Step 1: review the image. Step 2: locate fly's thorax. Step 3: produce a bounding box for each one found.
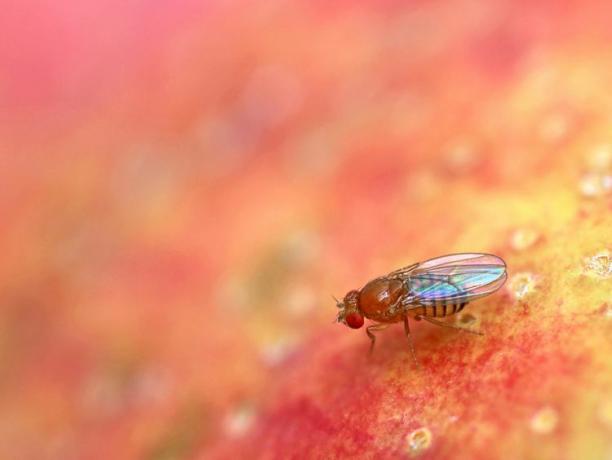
[343,290,360,310]
[359,278,406,320]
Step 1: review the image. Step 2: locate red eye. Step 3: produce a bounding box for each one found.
[345,312,364,329]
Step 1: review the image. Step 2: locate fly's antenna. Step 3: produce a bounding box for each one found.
[332,295,345,323]
[332,295,343,308]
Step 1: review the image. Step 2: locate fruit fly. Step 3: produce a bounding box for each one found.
[334,253,507,363]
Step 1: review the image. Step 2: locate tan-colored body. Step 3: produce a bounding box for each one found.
[358,277,469,323]
[358,278,406,322]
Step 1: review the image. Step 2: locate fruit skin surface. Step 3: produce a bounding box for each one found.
[2,1,612,459]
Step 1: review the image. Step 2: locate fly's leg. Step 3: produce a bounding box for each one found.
[403,315,419,368]
[366,323,389,354]
[416,315,484,335]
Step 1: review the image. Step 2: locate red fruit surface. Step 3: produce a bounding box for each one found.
[1,1,612,460]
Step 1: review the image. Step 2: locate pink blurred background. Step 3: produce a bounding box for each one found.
[3,1,612,459]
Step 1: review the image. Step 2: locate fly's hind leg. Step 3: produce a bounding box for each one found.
[417,315,484,335]
[366,323,389,354]
[403,315,419,368]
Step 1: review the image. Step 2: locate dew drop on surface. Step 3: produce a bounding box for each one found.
[456,312,480,331]
[510,228,540,251]
[508,272,537,299]
[598,399,612,430]
[586,144,612,171]
[284,285,316,316]
[129,368,171,406]
[583,250,612,278]
[260,336,297,367]
[529,406,558,434]
[405,427,432,456]
[602,304,612,319]
[458,313,477,325]
[539,113,569,142]
[579,172,612,197]
[443,141,479,175]
[224,405,256,437]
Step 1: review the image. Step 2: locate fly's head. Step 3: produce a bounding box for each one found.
[334,290,364,329]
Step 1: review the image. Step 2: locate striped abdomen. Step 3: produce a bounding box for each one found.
[410,300,468,318]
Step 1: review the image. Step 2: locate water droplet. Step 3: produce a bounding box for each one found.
[284,285,316,316]
[508,272,537,299]
[458,313,477,325]
[510,228,540,251]
[260,336,297,367]
[529,406,558,434]
[579,172,612,197]
[128,368,172,406]
[442,141,479,175]
[586,144,612,171]
[405,427,432,456]
[598,399,612,430]
[224,405,256,437]
[455,312,480,332]
[583,250,612,278]
[540,113,569,142]
[602,304,612,318]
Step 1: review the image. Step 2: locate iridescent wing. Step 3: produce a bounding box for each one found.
[387,262,419,279]
[402,253,507,306]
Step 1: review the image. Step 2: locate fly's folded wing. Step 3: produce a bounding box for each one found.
[406,253,507,306]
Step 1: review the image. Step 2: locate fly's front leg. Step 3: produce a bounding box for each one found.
[366,323,389,354]
[403,315,419,368]
[417,315,484,335]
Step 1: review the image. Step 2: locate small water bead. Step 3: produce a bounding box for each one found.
[579,172,612,197]
[456,312,480,331]
[510,228,540,251]
[508,272,537,299]
[284,285,316,316]
[129,368,172,406]
[529,406,559,434]
[224,405,256,437]
[539,113,569,143]
[586,144,612,171]
[405,427,432,456]
[598,399,612,430]
[458,312,477,325]
[260,335,297,367]
[443,141,479,175]
[583,250,612,278]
